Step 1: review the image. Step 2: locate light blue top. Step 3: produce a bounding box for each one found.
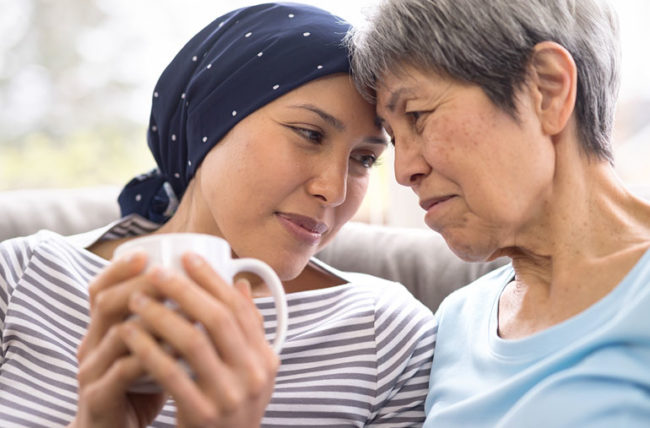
[424,249,650,427]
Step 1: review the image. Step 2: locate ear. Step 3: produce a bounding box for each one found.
[527,41,577,136]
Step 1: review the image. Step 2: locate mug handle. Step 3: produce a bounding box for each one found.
[230,258,288,353]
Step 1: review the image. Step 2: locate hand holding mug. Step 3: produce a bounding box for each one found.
[112,233,288,393]
[119,247,281,427]
[73,233,286,428]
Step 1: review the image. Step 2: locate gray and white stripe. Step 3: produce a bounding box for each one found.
[0,217,435,427]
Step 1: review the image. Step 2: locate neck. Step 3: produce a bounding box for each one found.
[500,138,650,291]
[496,136,650,338]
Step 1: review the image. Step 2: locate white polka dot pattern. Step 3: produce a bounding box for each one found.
[129,3,353,223]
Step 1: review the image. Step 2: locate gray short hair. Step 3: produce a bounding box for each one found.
[347,0,621,162]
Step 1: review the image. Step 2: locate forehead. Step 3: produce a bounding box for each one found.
[261,74,385,138]
[280,73,361,99]
[376,66,458,115]
[377,67,432,103]
[270,74,370,112]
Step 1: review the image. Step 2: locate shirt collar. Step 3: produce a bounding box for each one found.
[65,214,160,249]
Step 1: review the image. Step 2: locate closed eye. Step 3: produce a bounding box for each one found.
[406,110,432,133]
[406,110,428,127]
[406,111,422,122]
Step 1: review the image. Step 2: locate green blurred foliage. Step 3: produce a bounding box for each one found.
[0,0,158,190]
[0,128,154,190]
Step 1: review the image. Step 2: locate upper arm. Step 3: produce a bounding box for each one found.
[0,237,33,342]
[367,284,437,426]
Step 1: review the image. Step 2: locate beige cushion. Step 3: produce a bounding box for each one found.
[0,187,121,242]
[3,185,647,310]
[316,222,506,310]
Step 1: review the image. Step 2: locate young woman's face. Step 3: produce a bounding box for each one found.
[192,74,386,280]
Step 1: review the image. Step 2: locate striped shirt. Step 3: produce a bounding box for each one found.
[0,216,436,427]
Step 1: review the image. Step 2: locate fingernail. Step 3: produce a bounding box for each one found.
[131,292,148,309]
[235,278,252,296]
[151,266,170,282]
[236,278,251,289]
[185,251,203,267]
[122,323,136,338]
[122,250,144,264]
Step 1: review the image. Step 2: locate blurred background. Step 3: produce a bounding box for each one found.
[1,0,649,227]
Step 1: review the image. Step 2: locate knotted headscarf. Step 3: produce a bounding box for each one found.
[118,2,352,223]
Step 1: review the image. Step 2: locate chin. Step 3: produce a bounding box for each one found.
[442,231,497,263]
[268,254,312,281]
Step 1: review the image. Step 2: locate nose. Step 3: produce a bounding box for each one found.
[308,157,348,207]
[394,134,431,188]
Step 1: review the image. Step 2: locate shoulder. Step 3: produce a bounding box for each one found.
[0,231,93,321]
[344,271,437,343]
[0,229,106,292]
[337,267,434,316]
[436,263,513,322]
[308,257,436,331]
[0,230,61,276]
[1,228,98,261]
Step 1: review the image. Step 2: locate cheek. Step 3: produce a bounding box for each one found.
[345,175,369,216]
[321,175,368,248]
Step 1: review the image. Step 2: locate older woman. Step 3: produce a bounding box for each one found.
[348,0,650,426]
[0,3,435,428]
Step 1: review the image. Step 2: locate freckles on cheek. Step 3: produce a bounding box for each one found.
[458,120,484,148]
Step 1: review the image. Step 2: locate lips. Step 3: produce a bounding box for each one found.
[276,213,329,235]
[419,195,456,211]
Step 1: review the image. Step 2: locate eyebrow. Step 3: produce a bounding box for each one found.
[290,104,346,131]
[376,87,415,129]
[290,103,387,145]
[365,136,389,146]
[386,87,414,112]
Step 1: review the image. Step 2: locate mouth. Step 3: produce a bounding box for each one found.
[419,195,456,211]
[276,212,329,245]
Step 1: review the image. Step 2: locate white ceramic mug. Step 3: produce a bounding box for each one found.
[113,233,288,393]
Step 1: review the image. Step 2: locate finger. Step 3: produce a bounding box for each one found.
[181,254,269,348]
[139,271,279,403]
[78,353,153,421]
[80,256,170,363]
[128,288,234,378]
[122,304,254,424]
[88,250,148,306]
[128,284,268,404]
[181,252,238,306]
[143,265,261,366]
[119,318,217,415]
[78,273,158,362]
[233,278,266,338]
[89,354,145,399]
[78,323,131,386]
[234,277,252,299]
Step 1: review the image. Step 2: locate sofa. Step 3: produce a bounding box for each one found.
[0,186,514,310]
[13,186,650,311]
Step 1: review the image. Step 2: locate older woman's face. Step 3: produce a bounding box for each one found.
[193,74,386,280]
[376,66,555,261]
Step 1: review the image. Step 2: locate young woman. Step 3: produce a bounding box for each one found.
[0,3,435,427]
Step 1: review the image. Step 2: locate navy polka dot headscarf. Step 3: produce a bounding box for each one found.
[118,2,352,223]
